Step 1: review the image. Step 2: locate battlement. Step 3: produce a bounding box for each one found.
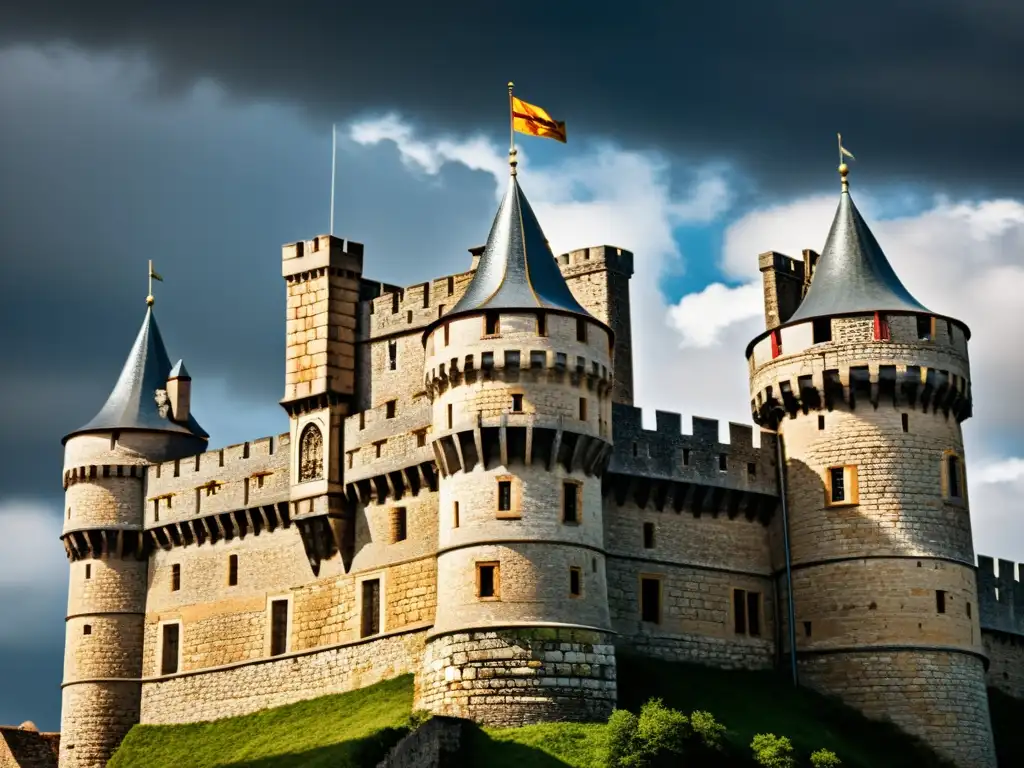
[556,245,634,276]
[281,235,364,279]
[978,555,1024,636]
[609,403,778,497]
[363,270,475,339]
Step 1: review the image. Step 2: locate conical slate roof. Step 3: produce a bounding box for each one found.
[448,171,596,319]
[63,306,209,443]
[786,186,930,324]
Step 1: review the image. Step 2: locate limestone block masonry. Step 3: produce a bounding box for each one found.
[50,209,1021,768]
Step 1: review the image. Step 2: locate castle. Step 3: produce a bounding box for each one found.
[54,152,1024,768]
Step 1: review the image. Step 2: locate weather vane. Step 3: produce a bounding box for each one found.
[837,133,855,191]
[147,260,163,306]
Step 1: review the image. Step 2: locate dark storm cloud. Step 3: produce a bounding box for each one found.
[2,1,1023,193]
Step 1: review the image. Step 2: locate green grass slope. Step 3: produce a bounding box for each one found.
[463,654,953,767]
[108,675,415,768]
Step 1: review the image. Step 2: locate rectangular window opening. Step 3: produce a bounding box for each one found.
[718,454,728,472]
[484,311,500,336]
[936,589,947,614]
[270,599,289,656]
[643,522,655,549]
[576,318,588,342]
[873,312,891,341]
[392,507,408,543]
[569,567,582,597]
[536,312,547,336]
[947,454,962,499]
[228,555,238,587]
[917,314,934,341]
[361,580,381,637]
[161,623,180,675]
[967,601,972,618]
[640,577,661,623]
[563,482,579,524]
[812,317,832,344]
[803,621,812,637]
[386,400,397,419]
[770,330,782,358]
[829,466,846,503]
[818,414,826,430]
[497,480,512,513]
[416,430,427,448]
[902,413,909,432]
[747,591,762,637]
[682,448,691,466]
[747,462,757,479]
[530,350,546,369]
[511,393,524,413]
[504,350,520,369]
[477,563,498,599]
[443,323,450,346]
[83,624,92,635]
[447,404,453,429]
[733,589,747,634]
[481,351,494,369]
[85,564,92,580]
[453,501,460,529]
[171,564,181,592]
[579,397,588,421]
[388,340,397,370]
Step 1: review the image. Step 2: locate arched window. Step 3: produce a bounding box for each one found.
[298,423,324,482]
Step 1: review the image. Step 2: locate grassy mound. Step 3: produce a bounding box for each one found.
[462,654,951,767]
[108,675,415,768]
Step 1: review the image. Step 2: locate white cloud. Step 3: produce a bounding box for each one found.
[668,282,763,348]
[0,501,67,645]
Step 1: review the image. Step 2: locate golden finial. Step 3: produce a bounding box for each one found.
[147,259,163,306]
[837,133,854,192]
[508,81,517,175]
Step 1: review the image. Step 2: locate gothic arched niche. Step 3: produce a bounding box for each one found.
[298,423,324,482]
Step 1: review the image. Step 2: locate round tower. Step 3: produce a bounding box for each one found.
[747,164,994,767]
[416,152,617,725]
[59,297,207,768]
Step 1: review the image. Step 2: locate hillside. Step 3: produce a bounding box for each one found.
[109,657,1018,767]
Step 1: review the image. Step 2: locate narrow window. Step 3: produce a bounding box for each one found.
[917,315,934,341]
[902,413,909,432]
[967,602,972,619]
[85,564,92,580]
[829,467,846,503]
[569,567,582,597]
[936,590,947,614]
[388,340,397,370]
[536,312,547,336]
[563,482,579,524]
[873,312,891,341]
[947,454,962,499]
[447,276,454,295]
[361,580,381,637]
[803,621,812,637]
[443,322,450,346]
[477,563,499,599]
[374,440,384,459]
[579,397,588,421]
[391,292,400,313]
[511,394,524,413]
[347,451,355,469]
[640,577,661,623]
[818,415,826,430]
[812,317,832,344]
[592,557,597,573]
[747,591,762,637]
[733,589,747,634]
[576,318,588,342]
[643,522,655,549]
[67,506,71,520]
[386,400,396,419]
[171,564,181,592]
[110,431,119,450]
[946,319,954,339]
[770,330,782,359]
[392,507,408,543]
[498,480,512,513]
[575,355,585,372]
[484,311,500,336]
[270,599,289,655]
[447,404,453,429]
[632,442,639,457]
[718,454,728,471]
[228,555,238,587]
[747,462,757,479]
[161,624,180,674]
[359,411,366,430]
[416,430,427,447]
[682,448,691,466]
[453,501,460,529]
[422,284,430,308]
[438,304,445,318]
[152,498,159,518]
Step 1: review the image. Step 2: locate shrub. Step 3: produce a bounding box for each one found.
[690,710,726,751]
[607,709,643,767]
[606,699,695,767]
[751,733,796,768]
[810,749,843,768]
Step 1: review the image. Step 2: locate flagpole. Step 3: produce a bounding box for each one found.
[507,82,517,175]
[147,260,154,306]
[330,123,337,236]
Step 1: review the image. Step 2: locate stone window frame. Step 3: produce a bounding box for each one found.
[824,464,859,507]
[917,314,937,342]
[476,561,501,601]
[578,397,588,422]
[510,390,525,414]
[569,566,583,598]
[391,506,408,543]
[638,573,663,625]
[265,594,293,657]
[495,475,522,520]
[156,618,183,677]
[561,480,582,525]
[227,554,239,587]
[731,587,763,638]
[356,571,387,636]
[941,449,967,505]
[576,317,588,343]
[482,311,501,338]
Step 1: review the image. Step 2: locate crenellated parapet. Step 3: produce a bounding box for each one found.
[605,404,778,523]
[978,555,1024,636]
[363,271,474,340]
[556,245,634,277]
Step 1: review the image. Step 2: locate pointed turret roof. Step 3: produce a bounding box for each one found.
[63,306,208,444]
[446,164,597,321]
[786,170,930,324]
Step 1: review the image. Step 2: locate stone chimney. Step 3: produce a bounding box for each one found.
[167,359,191,423]
[469,245,486,271]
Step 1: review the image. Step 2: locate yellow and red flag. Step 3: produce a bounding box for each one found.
[512,96,567,143]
